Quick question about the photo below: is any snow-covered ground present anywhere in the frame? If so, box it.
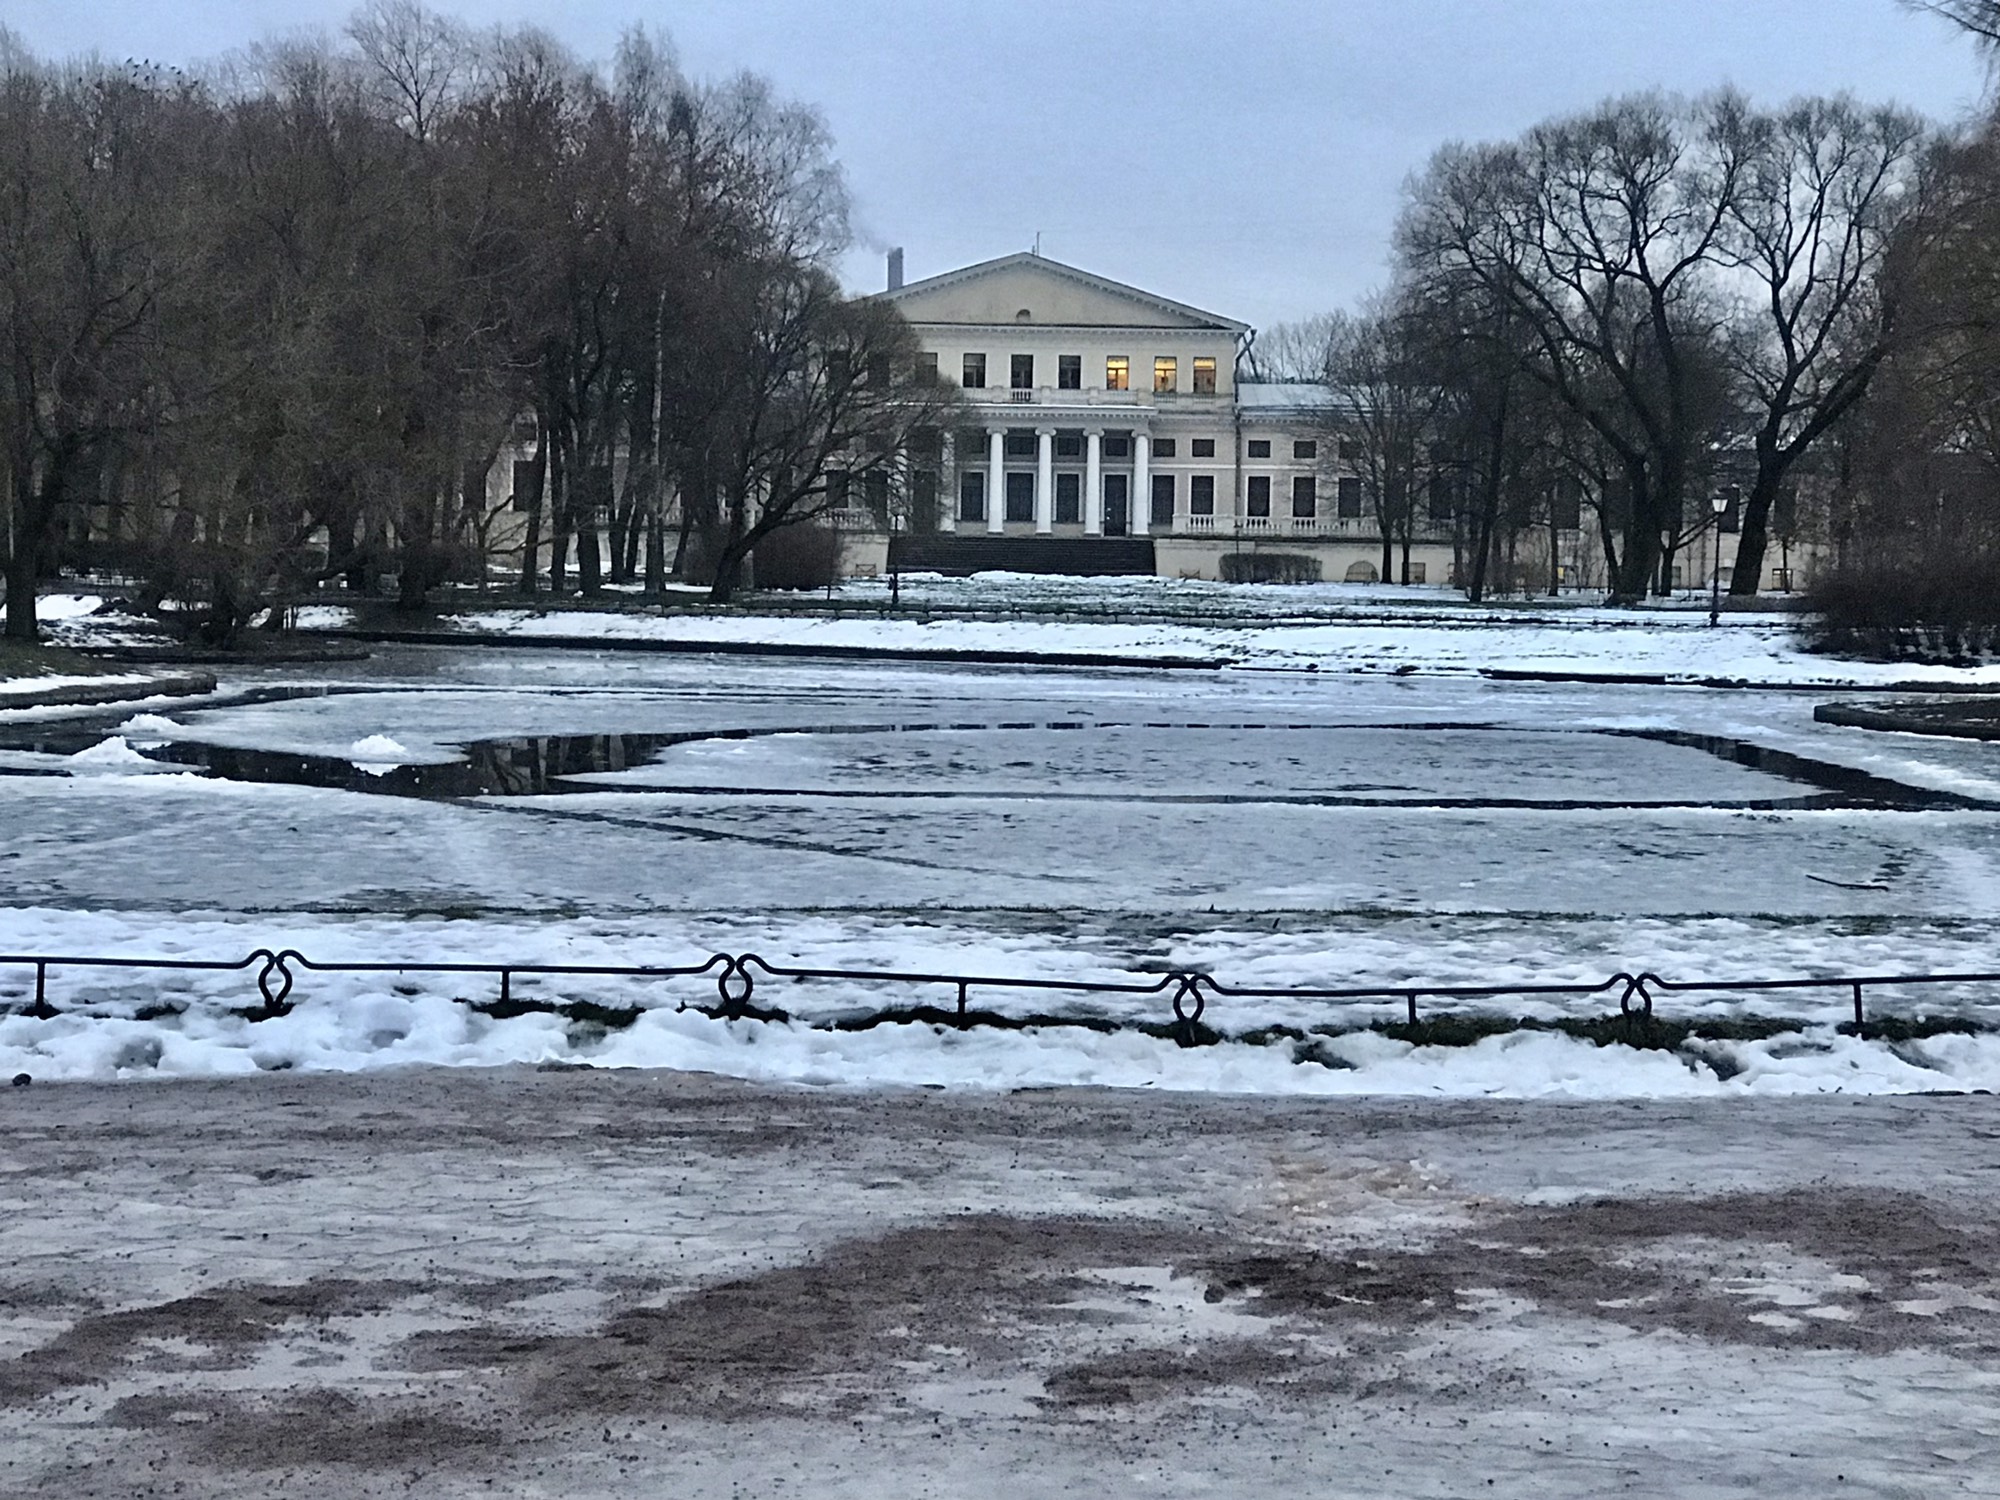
[272,573,2000,689]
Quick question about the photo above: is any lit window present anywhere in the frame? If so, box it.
[1154,357,1178,393]
[1105,356,1129,391]
[1152,438,1177,459]
[1294,439,1317,460]
[1247,439,1270,458]
[1189,475,1215,515]
[1055,472,1081,524]
[1191,438,1215,458]
[1247,476,1271,518]
[1294,477,1319,518]
[962,354,986,388]
[1192,357,1216,394]
[1011,353,1034,390]
[1058,355,1081,390]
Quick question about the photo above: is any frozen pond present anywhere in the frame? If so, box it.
[4,646,2000,923]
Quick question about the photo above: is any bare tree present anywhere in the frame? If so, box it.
[1717,98,1931,592]
[1398,93,1752,601]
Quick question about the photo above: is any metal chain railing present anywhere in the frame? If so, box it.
[4,948,1999,1044]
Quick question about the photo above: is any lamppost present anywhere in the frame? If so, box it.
[1708,489,1730,628]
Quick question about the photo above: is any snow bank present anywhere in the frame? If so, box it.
[0,992,1992,1096]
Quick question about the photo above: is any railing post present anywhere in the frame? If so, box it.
[31,962,53,1020]
[1853,980,1866,1034]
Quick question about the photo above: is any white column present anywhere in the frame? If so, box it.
[1034,427,1055,534]
[939,431,956,533]
[1084,429,1104,535]
[1133,431,1152,536]
[986,426,1005,535]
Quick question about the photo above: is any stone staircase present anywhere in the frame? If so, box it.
[886,534,1158,577]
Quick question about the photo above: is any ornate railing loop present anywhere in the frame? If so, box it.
[1168,973,1208,1046]
[715,954,757,1018]
[1616,973,1656,1019]
[248,949,298,1019]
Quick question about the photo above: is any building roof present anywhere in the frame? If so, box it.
[1237,382,1333,414]
[886,252,1251,334]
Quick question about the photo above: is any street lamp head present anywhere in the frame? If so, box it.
[1711,492,1730,516]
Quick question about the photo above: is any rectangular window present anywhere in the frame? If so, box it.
[912,469,939,529]
[959,471,986,522]
[509,459,542,514]
[827,470,851,510]
[1190,475,1215,516]
[1055,472,1081,524]
[1154,357,1178,393]
[1152,438,1177,459]
[1005,429,1036,458]
[1247,439,1270,458]
[1191,437,1216,459]
[1337,438,1359,461]
[1103,435,1130,459]
[1105,356,1129,391]
[1004,471,1035,523]
[908,427,943,464]
[864,469,890,520]
[1151,473,1175,525]
[916,351,939,382]
[1192,357,1216,394]
[1428,472,1455,522]
[962,353,986,388]
[1551,476,1582,531]
[1247,475,1271,518]
[1055,431,1082,459]
[1010,353,1034,390]
[1293,476,1319,518]
[1337,476,1362,518]
[867,354,891,388]
[1294,439,1318,460]
[1058,355,1081,390]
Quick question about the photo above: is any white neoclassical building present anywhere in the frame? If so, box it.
[853,250,1470,584]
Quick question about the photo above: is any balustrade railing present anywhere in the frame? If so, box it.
[1,946,1993,1051]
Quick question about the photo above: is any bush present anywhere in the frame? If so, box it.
[1805,554,2000,662]
[751,523,844,591]
[1220,551,1322,585]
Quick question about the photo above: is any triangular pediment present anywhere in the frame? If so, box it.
[886,253,1247,332]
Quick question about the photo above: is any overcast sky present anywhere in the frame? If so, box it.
[9,0,1992,328]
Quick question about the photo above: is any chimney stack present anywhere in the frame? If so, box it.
[887,247,904,292]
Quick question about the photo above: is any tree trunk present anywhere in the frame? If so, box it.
[1729,462,1782,597]
[517,418,548,597]
[3,545,36,641]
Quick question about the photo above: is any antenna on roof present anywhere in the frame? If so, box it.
[1032,232,1041,257]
